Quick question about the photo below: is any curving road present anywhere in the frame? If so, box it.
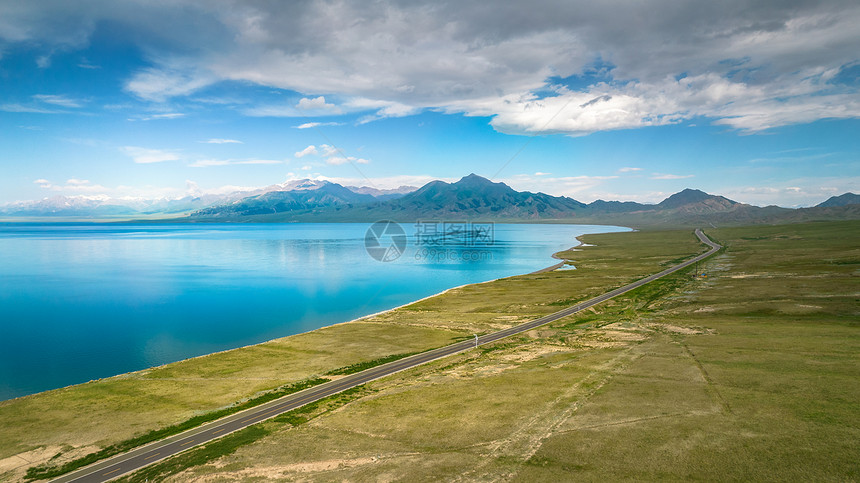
[52,229,721,483]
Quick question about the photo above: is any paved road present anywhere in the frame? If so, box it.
[53,229,721,483]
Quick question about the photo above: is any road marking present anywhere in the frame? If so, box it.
[143,453,160,460]
[212,428,227,434]
[102,467,121,476]
[180,440,195,446]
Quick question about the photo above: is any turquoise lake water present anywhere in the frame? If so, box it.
[0,223,627,401]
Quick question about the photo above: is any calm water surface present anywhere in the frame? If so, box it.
[0,223,627,400]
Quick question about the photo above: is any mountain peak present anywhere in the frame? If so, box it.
[455,173,495,186]
[657,188,739,213]
[279,179,330,191]
[816,192,860,208]
[660,189,715,208]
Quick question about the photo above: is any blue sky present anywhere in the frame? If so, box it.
[1,1,858,207]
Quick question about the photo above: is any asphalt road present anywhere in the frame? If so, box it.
[52,229,721,483]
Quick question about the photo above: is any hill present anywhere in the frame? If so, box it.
[816,192,860,207]
[192,181,376,218]
[187,175,860,226]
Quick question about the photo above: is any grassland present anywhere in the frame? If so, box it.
[0,227,703,480]
[1,221,857,481]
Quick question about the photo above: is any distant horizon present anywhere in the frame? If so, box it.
[2,173,855,212]
[1,2,858,208]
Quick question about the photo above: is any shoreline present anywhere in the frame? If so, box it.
[0,229,615,403]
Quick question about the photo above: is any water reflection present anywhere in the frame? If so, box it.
[0,223,628,400]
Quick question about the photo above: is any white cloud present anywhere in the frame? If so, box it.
[200,138,243,144]
[6,2,860,132]
[502,174,619,200]
[77,58,100,69]
[1,104,61,114]
[32,94,82,108]
[186,180,201,195]
[129,112,185,121]
[296,96,336,110]
[721,177,860,207]
[325,156,348,166]
[125,66,214,102]
[189,159,231,168]
[32,177,108,193]
[294,121,342,129]
[618,167,642,173]
[295,145,318,158]
[35,55,50,68]
[120,146,181,164]
[348,98,421,123]
[310,174,444,190]
[325,156,370,166]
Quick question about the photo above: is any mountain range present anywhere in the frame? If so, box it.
[187,174,859,226]
[2,174,857,226]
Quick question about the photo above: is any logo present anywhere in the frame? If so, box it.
[365,220,407,262]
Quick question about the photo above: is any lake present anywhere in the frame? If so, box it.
[0,222,627,400]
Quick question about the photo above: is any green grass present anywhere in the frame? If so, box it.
[24,377,329,480]
[114,425,271,483]
[7,223,857,481]
[325,353,419,376]
[161,221,858,482]
[0,323,463,481]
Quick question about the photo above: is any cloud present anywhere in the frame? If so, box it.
[310,174,444,190]
[348,99,420,123]
[32,177,108,193]
[618,167,642,173]
[294,121,342,129]
[200,138,243,144]
[650,173,695,180]
[296,96,335,110]
[295,145,318,158]
[4,2,860,132]
[130,112,185,121]
[125,66,214,102]
[0,104,61,114]
[189,159,231,167]
[721,177,860,207]
[325,156,369,166]
[120,146,180,164]
[293,144,369,166]
[502,174,619,200]
[32,94,82,108]
[77,58,100,69]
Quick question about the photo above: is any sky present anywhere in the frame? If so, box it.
[1,0,859,208]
